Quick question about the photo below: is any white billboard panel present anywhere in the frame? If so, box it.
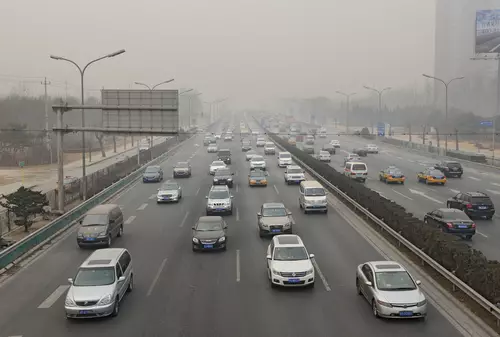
[101,89,179,133]
[475,10,500,54]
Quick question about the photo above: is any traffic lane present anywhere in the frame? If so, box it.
[0,136,204,336]
[259,147,461,335]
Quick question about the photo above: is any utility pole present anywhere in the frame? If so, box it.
[408,124,412,142]
[455,129,459,151]
[422,125,426,145]
[42,77,53,164]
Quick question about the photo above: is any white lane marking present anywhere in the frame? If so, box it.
[236,250,241,282]
[486,189,500,196]
[137,203,148,211]
[492,182,500,187]
[449,189,460,194]
[8,335,23,337]
[391,189,413,201]
[407,159,415,163]
[395,156,403,160]
[38,285,70,308]
[124,216,136,225]
[235,171,238,177]
[273,184,279,195]
[476,231,488,238]
[179,212,190,227]
[236,184,239,193]
[408,189,444,204]
[195,187,200,196]
[147,258,168,297]
[311,258,331,291]
[468,176,481,181]
[149,194,156,200]
[236,208,240,221]
[373,190,388,199]
[119,205,125,210]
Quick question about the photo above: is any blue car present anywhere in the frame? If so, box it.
[143,165,163,182]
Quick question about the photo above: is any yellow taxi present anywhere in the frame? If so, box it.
[288,137,297,146]
[379,166,405,184]
[248,169,268,187]
[417,167,447,185]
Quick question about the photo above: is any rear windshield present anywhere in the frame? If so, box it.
[472,197,492,204]
[218,150,231,156]
[447,162,462,168]
[352,164,367,170]
[442,211,470,220]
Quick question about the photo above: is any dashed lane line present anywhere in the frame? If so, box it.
[147,258,168,297]
[311,258,331,291]
[124,216,136,225]
[236,208,240,221]
[179,212,190,227]
[476,231,488,238]
[149,194,156,200]
[38,285,69,309]
[137,203,148,211]
[273,184,279,195]
[468,176,481,181]
[195,187,200,196]
[391,189,413,201]
[236,250,241,282]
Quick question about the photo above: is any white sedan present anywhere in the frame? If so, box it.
[250,155,266,170]
[329,140,340,148]
[365,144,379,154]
[209,160,227,175]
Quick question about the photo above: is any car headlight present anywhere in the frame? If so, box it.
[376,300,392,307]
[219,236,226,242]
[214,178,218,182]
[65,296,76,307]
[77,233,84,238]
[283,222,291,228]
[305,268,314,275]
[417,299,427,307]
[97,231,107,237]
[192,237,199,243]
[97,294,113,306]
[227,178,232,181]
[272,268,280,275]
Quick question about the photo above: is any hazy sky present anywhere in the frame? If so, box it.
[0,0,435,107]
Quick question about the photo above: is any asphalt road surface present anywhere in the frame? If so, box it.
[0,128,466,337]
[295,124,500,261]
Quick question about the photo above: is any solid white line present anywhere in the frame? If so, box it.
[195,187,200,196]
[236,184,239,193]
[179,212,190,227]
[149,194,156,200]
[449,189,460,194]
[407,159,415,163]
[236,250,241,282]
[137,203,148,211]
[273,184,279,195]
[486,189,500,196]
[236,208,240,221]
[311,259,331,291]
[38,285,70,308]
[468,176,481,181]
[492,182,500,187]
[147,258,168,297]
[8,335,23,337]
[124,216,136,225]
[396,156,403,160]
[391,189,413,201]
[476,231,488,238]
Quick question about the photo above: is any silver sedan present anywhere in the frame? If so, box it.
[356,261,427,319]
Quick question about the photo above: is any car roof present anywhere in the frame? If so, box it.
[287,165,301,170]
[86,204,118,215]
[210,185,229,191]
[82,248,127,268]
[300,180,322,188]
[274,234,303,247]
[279,151,290,155]
[320,150,329,154]
[147,165,161,169]
[218,148,230,151]
[263,202,285,208]
[198,216,223,222]
[368,261,405,272]
[212,160,225,164]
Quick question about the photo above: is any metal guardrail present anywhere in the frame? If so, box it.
[264,125,500,325]
[0,138,189,271]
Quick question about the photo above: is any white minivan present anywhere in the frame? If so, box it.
[298,181,328,214]
[344,161,368,182]
[278,152,293,167]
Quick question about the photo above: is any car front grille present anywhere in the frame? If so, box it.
[211,202,226,206]
[75,300,99,306]
[201,239,217,244]
[280,271,307,277]
[161,194,173,198]
[391,303,417,308]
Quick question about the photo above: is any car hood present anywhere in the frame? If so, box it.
[272,260,312,273]
[158,189,179,195]
[78,225,107,235]
[67,284,115,302]
[214,175,232,180]
[210,165,226,170]
[143,172,159,177]
[251,160,265,165]
[260,217,290,225]
[376,289,424,304]
[194,230,224,240]
[174,167,189,171]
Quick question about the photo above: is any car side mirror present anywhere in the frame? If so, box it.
[266,255,272,260]
[205,196,208,199]
[68,278,73,284]
[416,280,421,285]
[118,276,126,282]
[231,195,234,198]
[157,188,160,191]
[365,281,372,287]
[287,211,292,216]
[79,220,82,224]
[309,253,315,259]
[192,226,195,230]
[257,212,262,217]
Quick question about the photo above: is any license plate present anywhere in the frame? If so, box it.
[458,225,468,228]
[399,311,413,317]
[216,208,224,211]
[479,206,487,210]
[79,310,92,314]
[288,278,300,283]
[163,197,170,200]
[85,237,96,241]
[203,244,213,249]
[271,229,281,233]
[295,180,300,183]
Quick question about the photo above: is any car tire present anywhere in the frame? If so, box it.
[77,244,83,249]
[222,245,227,251]
[206,211,211,216]
[324,209,328,214]
[228,209,233,215]
[465,235,473,241]
[127,274,134,292]
[117,226,123,237]
[356,278,362,295]
[111,298,120,317]
[106,235,112,248]
[446,202,450,208]
[308,281,315,289]
[372,300,379,318]
[487,216,493,220]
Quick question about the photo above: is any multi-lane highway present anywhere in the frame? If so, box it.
[0,123,475,337]
[297,125,500,261]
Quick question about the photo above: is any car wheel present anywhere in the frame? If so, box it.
[270,278,277,288]
[222,245,227,251]
[465,235,473,241]
[106,235,112,248]
[356,278,362,295]
[487,216,493,220]
[77,244,83,249]
[127,274,134,292]
[425,179,429,185]
[401,181,404,185]
[192,245,197,252]
[228,209,233,215]
[111,297,120,317]
[372,300,379,318]
[324,209,328,214]
[308,281,315,289]
[446,202,450,208]
[117,226,123,237]
[206,211,211,216]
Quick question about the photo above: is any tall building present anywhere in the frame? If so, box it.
[434,0,500,116]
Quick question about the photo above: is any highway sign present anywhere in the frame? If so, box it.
[480,120,493,127]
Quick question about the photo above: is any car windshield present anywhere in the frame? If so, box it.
[280,153,291,158]
[73,267,115,286]
[212,161,225,166]
[196,221,223,231]
[273,247,308,261]
[82,214,108,226]
[209,191,229,199]
[305,188,325,196]
[375,271,416,291]
[352,164,366,170]
[262,207,287,217]
[215,169,231,176]
[287,168,302,174]
[442,211,470,220]
[387,169,402,175]
[367,144,376,147]
[251,156,264,161]
[176,162,189,168]
[161,183,178,190]
[145,167,159,173]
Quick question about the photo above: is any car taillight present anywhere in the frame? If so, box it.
[351,172,356,175]
[466,204,473,209]
[387,175,392,178]
[471,223,476,228]
[363,173,368,175]
[446,222,453,228]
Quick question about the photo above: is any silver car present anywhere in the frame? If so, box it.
[209,160,227,175]
[173,161,192,178]
[205,185,234,215]
[157,180,182,203]
[356,261,427,319]
[257,202,292,237]
[65,248,133,319]
[250,155,266,170]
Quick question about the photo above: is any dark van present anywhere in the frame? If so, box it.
[77,204,124,248]
[218,149,232,164]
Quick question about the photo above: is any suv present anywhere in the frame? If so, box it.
[205,185,234,215]
[264,142,276,155]
[256,137,266,147]
[217,149,232,164]
[65,248,133,318]
[434,161,463,178]
[284,165,305,184]
[213,167,234,187]
[447,191,495,219]
[266,234,315,288]
[278,152,293,167]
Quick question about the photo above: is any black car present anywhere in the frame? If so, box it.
[321,144,336,154]
[213,168,234,187]
[241,141,252,152]
[142,166,163,182]
[434,161,463,178]
[217,149,232,164]
[352,148,368,157]
[424,208,475,240]
[192,216,228,251]
[447,191,495,219]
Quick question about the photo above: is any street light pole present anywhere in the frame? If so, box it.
[50,49,126,201]
[187,93,202,129]
[363,86,391,135]
[422,74,464,155]
[336,91,356,134]
[134,79,175,91]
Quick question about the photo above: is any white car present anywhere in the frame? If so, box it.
[250,155,266,170]
[209,160,227,175]
[267,234,315,288]
[330,140,340,148]
[207,145,218,153]
[252,131,259,136]
[365,144,379,154]
[246,150,258,161]
[224,135,232,141]
[264,142,276,155]
[284,165,305,184]
[256,137,266,147]
[215,134,221,140]
[318,150,331,162]
[278,152,293,167]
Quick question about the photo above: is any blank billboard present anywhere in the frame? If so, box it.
[101,89,179,133]
[475,10,500,54]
